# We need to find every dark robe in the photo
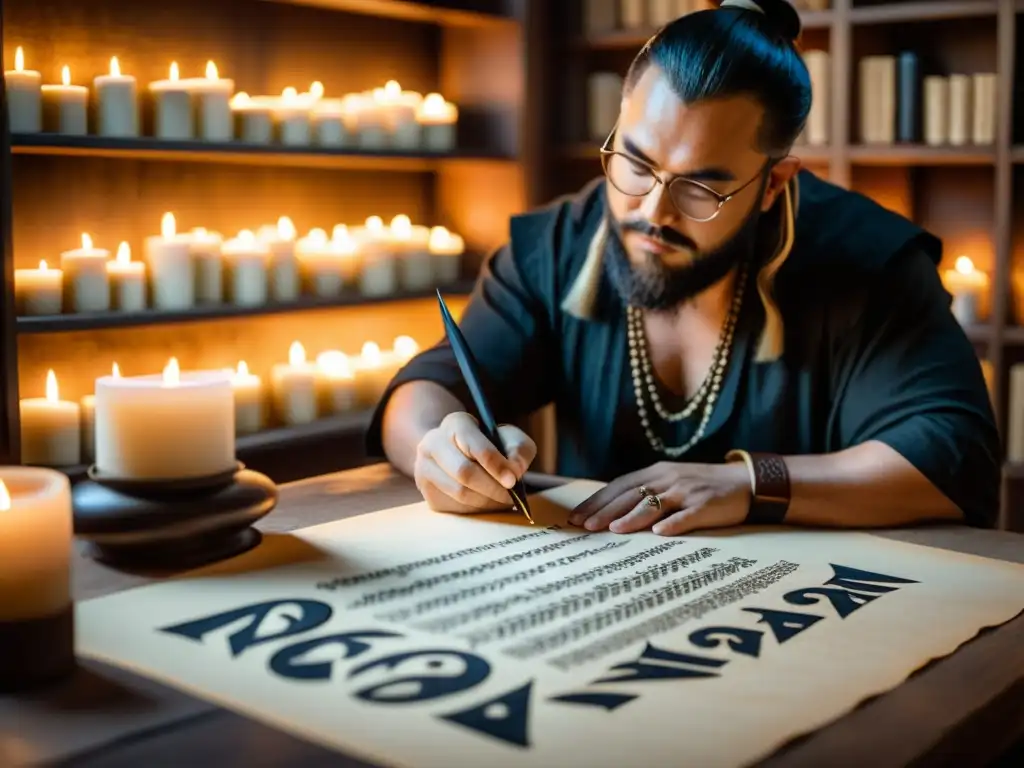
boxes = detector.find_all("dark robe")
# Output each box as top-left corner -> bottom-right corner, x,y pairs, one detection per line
365,170 -> 1001,527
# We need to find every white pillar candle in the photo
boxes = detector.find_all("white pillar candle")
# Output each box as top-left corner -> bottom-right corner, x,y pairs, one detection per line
4,47 -> 42,134
0,469 -> 72,623
351,92 -> 389,149
19,370 -> 81,467
316,351 -> 357,413
417,93 -> 458,153
428,226 -> 465,284
229,360 -> 264,436
353,341 -> 393,407
184,61 -> 234,142
375,80 -> 422,149
393,335 -> 421,365
312,98 -> 353,147
230,92 -> 274,144
297,228 -> 344,298
943,255 -> 988,325
258,216 -> 300,301
15,260 -> 62,316
41,65 -> 87,136
94,358 -> 235,480
271,342 -> 321,426
106,242 -> 147,312
144,212 -> 194,310
357,216 -> 397,297
93,56 -> 139,137
274,87 -> 312,146
331,224 -> 363,285
188,227 -> 223,304
80,362 -> 120,464
60,233 -> 111,313
391,214 -> 433,290
148,61 -> 193,140
222,230 -> 270,306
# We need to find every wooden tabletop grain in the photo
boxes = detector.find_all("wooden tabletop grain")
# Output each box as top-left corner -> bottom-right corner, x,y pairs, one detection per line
3,464 -> 1022,768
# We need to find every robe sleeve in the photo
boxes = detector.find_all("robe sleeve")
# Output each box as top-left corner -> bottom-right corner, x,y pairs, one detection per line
364,224 -> 560,458
829,248 -> 1001,527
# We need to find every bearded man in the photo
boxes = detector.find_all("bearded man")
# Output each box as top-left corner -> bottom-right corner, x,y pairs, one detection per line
365,0 -> 1000,534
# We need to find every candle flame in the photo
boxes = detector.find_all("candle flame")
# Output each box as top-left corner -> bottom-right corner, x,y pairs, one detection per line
163,357 -> 180,385
238,229 -> 255,241
277,216 -> 296,240
332,223 -> 350,241
955,255 -> 975,275
81,232 -> 93,250
361,341 -> 382,367
45,369 -> 59,402
421,92 -> 447,115
61,65 -> 70,86
390,214 -> 412,238
428,226 -> 450,245
169,61 -> 179,81
193,226 -> 207,237
317,350 -> 353,378
384,80 -> 401,98
230,91 -> 250,107
237,360 -> 249,376
0,480 -> 9,512
365,215 -> 384,234
289,341 -> 306,366
309,81 -> 324,99
14,46 -> 24,72
393,335 -> 420,360
116,241 -> 131,265
112,362 -> 121,378
161,212 -> 176,238
205,60 -> 218,80
38,259 -> 48,271
282,86 -> 298,101
110,56 -> 121,77
308,228 -> 328,245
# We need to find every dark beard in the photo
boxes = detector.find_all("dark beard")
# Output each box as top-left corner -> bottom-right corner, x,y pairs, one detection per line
602,190 -> 765,312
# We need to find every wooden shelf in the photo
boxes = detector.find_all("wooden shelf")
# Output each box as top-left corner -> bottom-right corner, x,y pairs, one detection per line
1000,326 -> 1024,345
848,145 -> 996,166
849,1 -> 998,25
1011,147 -> 1024,164
17,280 -> 477,334
11,134 -> 514,173
262,0 -> 517,27
964,324 -> 993,344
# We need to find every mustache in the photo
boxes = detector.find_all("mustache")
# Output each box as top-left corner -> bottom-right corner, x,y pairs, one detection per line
619,218 -> 695,251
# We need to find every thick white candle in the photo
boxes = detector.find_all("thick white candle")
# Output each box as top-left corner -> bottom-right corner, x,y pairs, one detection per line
184,61 -> 234,142
222,230 -> 270,306
229,360 -> 264,435
106,242 -> 147,312
4,47 -> 42,133
15,260 -> 62,316
149,61 -> 193,140
144,212 -> 194,310
271,342 -> 321,426
391,214 -> 433,290
20,370 -> 81,467
94,358 -> 235,480
376,80 -> 422,149
297,228 -> 343,298
418,93 -> 458,152
316,350 -> 357,413
943,255 -> 988,325
41,65 -> 88,136
331,224 -> 362,285
312,98 -> 353,147
353,341 -> 393,407
80,362 -> 120,464
188,227 -> 223,304
231,92 -> 274,144
274,87 -> 311,146
60,233 -> 111,313
351,92 -> 388,149
258,216 -> 300,301
393,335 -> 421,365
358,216 -> 397,297
0,470 -> 72,622
94,56 -> 139,137
428,226 -> 465,285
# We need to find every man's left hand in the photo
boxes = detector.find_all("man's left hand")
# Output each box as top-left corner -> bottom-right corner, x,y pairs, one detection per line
568,461 -> 752,535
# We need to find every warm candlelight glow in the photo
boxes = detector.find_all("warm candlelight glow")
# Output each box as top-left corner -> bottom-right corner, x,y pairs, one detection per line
289,341 -> 306,366
361,341 -> 383,367
238,229 -> 256,241
393,335 -> 420,360
318,350 -> 353,378
112,362 -> 121,378
38,259 -> 48,271
163,357 -> 180,386
332,225 -> 357,254
332,224 -> 349,241
110,56 -> 121,77
230,91 -> 250,107
14,46 -> 24,72
45,369 -> 59,402
205,60 -> 218,80
116,241 -> 131,265
61,65 -> 70,86
161,212 -> 176,238
81,233 -> 93,250
278,216 -> 296,240
309,81 -> 324,99
308,228 -> 328,245
421,93 -> 447,116
282,86 -> 298,101
390,214 -> 412,239
384,80 -> 401,99
237,360 -> 249,377
169,61 -> 179,81
365,216 -> 384,235
955,255 -> 976,275
0,479 -> 9,512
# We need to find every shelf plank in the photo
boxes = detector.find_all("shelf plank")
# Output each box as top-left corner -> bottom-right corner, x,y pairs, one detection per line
848,144 -> 996,166
1001,326 -> 1024,345
850,1 -> 998,25
260,0 -> 516,27
964,324 -> 992,344
17,281 -> 477,334
1011,147 -> 1024,164
11,134 -> 515,173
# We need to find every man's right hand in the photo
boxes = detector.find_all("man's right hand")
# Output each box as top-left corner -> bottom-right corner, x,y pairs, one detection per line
414,411 -> 537,514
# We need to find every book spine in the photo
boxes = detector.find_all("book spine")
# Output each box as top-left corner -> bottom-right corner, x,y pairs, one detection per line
971,72 -> 997,145
896,52 -> 920,143
588,73 -> 624,141
923,76 -> 949,146
804,50 -> 830,146
877,56 -> 896,144
948,73 -> 972,146
859,57 -> 877,143
583,0 -> 619,35
648,0 -> 675,26
620,0 -> 646,28
1008,364 -> 1024,463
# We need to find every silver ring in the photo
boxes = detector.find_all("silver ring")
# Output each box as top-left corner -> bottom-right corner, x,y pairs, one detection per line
638,486 -> 649,497
645,494 -> 662,511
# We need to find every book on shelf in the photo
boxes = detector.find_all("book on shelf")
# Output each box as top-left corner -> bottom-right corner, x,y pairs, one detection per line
790,0 -> 830,9
1008,364 -> 1024,463
588,72 -> 624,141
582,0 -> 710,34
859,55 -> 896,144
802,50 -> 829,147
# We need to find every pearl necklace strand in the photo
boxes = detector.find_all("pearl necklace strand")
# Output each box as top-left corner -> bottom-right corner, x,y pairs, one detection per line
626,264 -> 748,458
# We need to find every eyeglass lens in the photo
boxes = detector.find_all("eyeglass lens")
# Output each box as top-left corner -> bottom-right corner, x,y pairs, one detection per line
603,153 -> 721,221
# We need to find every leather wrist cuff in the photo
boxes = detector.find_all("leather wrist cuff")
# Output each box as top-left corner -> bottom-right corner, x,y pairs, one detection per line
725,449 -> 791,524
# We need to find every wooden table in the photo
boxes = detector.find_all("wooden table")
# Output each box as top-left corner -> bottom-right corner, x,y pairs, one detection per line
2,464 -> 1023,768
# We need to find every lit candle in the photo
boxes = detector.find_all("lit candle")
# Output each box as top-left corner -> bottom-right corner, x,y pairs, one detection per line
19,370 -> 81,467
0,468 -> 74,692
93,56 -> 139,137
274,86 -> 311,146
376,80 -> 422,149
230,360 -> 264,435
230,92 -> 273,144
317,350 -> 357,413
943,255 -> 989,325
311,98 -> 353,147
417,93 -> 458,152
258,216 -> 300,302
60,233 -> 111,313
358,215 -> 397,297
149,61 -> 193,140
271,341 -> 321,426
354,341 -> 392,407
4,46 -> 42,133
393,334 -> 421,363
428,226 -> 465,285
188,227 -> 224,304
14,259 -> 62,316
81,362 -> 120,464
392,214 -> 433,291
222,229 -> 270,306
331,224 -> 362,284
144,212 -> 194,310
106,242 -> 146,312
94,357 -> 235,480
41,65 -> 87,135
184,60 -> 234,142
352,91 -> 388,149
296,228 -> 343,298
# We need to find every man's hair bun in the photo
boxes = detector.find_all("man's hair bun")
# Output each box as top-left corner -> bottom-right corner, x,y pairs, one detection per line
720,0 -> 802,43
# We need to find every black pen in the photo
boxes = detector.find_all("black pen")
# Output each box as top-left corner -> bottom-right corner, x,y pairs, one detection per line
436,290 -> 534,524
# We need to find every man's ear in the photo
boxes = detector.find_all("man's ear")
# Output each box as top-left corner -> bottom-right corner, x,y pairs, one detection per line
761,155 -> 801,212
